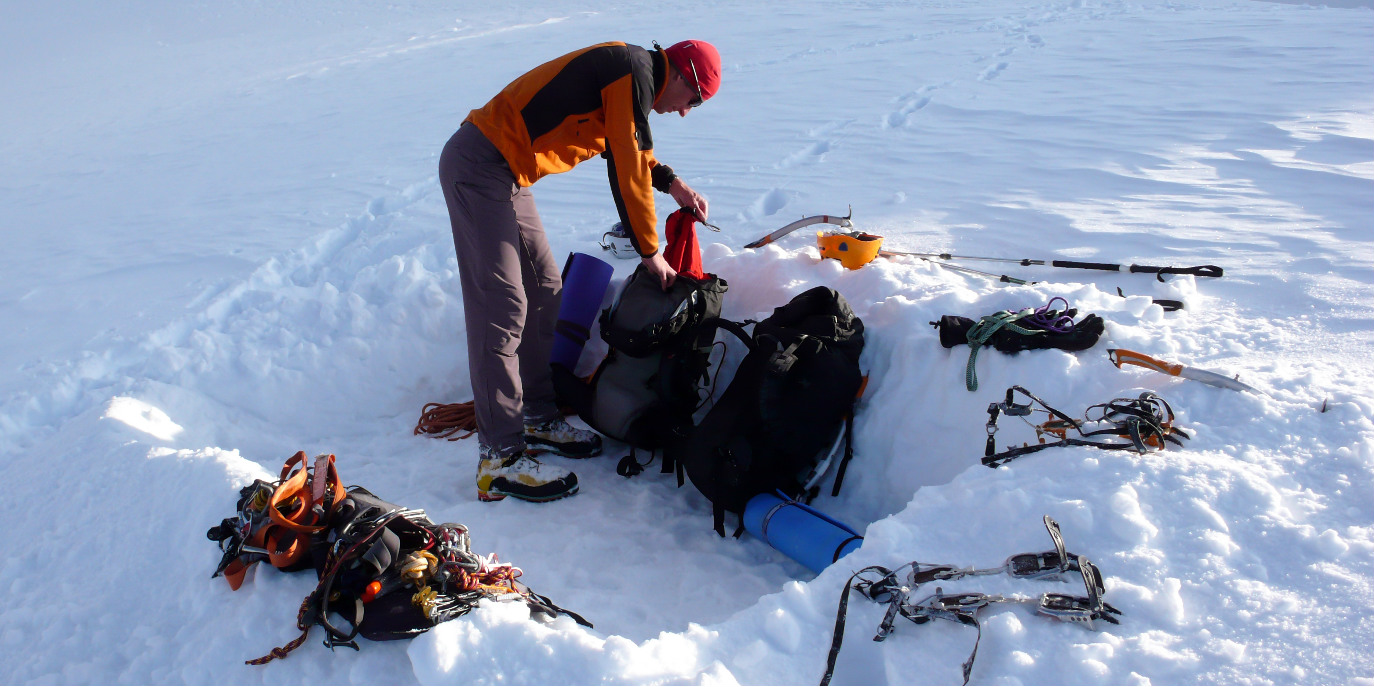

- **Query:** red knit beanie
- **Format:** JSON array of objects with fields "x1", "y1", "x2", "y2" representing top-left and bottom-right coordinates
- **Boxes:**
[{"x1": 663, "y1": 40, "x2": 721, "y2": 101}]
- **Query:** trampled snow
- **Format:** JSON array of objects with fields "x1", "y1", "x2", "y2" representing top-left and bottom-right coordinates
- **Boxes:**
[{"x1": 1, "y1": 1, "x2": 1371, "y2": 684}]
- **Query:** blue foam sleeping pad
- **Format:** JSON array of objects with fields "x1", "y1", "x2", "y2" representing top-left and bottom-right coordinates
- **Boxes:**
[{"x1": 743, "y1": 492, "x2": 864, "y2": 574}]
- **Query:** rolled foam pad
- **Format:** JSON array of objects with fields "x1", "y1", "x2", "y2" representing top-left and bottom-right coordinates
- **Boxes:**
[
  {"x1": 551, "y1": 252, "x2": 614, "y2": 370},
  {"x1": 743, "y1": 492, "x2": 864, "y2": 574}
]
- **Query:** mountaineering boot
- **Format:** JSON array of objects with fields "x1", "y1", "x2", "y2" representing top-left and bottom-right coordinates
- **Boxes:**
[
  {"x1": 523, "y1": 417, "x2": 603, "y2": 459},
  {"x1": 477, "y1": 446, "x2": 579, "y2": 503}
]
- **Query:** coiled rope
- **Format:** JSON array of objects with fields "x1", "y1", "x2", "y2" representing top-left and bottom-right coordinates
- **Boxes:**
[{"x1": 414, "y1": 401, "x2": 477, "y2": 440}]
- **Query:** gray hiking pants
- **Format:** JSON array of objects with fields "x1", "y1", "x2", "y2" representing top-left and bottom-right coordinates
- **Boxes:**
[{"x1": 439, "y1": 122, "x2": 562, "y2": 454}]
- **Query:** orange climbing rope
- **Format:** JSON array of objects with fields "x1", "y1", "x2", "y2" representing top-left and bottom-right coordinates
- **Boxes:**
[{"x1": 414, "y1": 401, "x2": 478, "y2": 440}]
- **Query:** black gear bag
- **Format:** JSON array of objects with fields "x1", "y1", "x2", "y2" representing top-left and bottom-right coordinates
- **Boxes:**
[{"x1": 668, "y1": 286, "x2": 866, "y2": 535}]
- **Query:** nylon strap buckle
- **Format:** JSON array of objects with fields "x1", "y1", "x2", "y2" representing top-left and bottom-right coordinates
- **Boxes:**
[{"x1": 822, "y1": 515, "x2": 1123, "y2": 686}]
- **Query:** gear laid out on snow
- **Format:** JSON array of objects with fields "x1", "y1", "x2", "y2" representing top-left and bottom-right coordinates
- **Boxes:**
[
  {"x1": 742, "y1": 208, "x2": 854, "y2": 248},
  {"x1": 820, "y1": 515, "x2": 1121, "y2": 686},
  {"x1": 1115, "y1": 286, "x2": 1184, "y2": 312},
  {"x1": 555, "y1": 228, "x2": 868, "y2": 536},
  {"x1": 930, "y1": 297, "x2": 1106, "y2": 392},
  {"x1": 880, "y1": 248, "x2": 1038, "y2": 286},
  {"x1": 666, "y1": 285, "x2": 868, "y2": 536},
  {"x1": 208, "y1": 452, "x2": 588, "y2": 664},
  {"x1": 414, "y1": 401, "x2": 478, "y2": 441},
  {"x1": 743, "y1": 491, "x2": 864, "y2": 574},
  {"x1": 1108, "y1": 348, "x2": 1268, "y2": 396},
  {"x1": 744, "y1": 211, "x2": 1210, "y2": 312},
  {"x1": 887, "y1": 248, "x2": 1191, "y2": 310},
  {"x1": 883, "y1": 248, "x2": 1223, "y2": 283},
  {"x1": 981, "y1": 386, "x2": 1189, "y2": 468},
  {"x1": 208, "y1": 451, "x2": 345, "y2": 589},
  {"x1": 817, "y1": 230, "x2": 884, "y2": 269},
  {"x1": 556, "y1": 280, "x2": 868, "y2": 535}
]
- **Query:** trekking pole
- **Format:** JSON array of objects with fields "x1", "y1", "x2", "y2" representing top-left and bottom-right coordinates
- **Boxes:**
[
  {"x1": 886, "y1": 251, "x2": 1222, "y2": 281},
  {"x1": 879, "y1": 250, "x2": 1038, "y2": 285},
  {"x1": 883, "y1": 250, "x2": 1183, "y2": 310}
]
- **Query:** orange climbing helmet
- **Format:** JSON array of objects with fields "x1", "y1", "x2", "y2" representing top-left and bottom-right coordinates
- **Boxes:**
[{"x1": 818, "y1": 230, "x2": 884, "y2": 269}]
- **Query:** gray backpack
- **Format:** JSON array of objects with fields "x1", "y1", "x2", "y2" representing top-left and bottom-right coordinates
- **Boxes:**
[{"x1": 552, "y1": 264, "x2": 728, "y2": 451}]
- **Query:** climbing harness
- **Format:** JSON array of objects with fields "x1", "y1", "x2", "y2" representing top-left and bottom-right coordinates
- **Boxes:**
[
  {"x1": 244, "y1": 493, "x2": 589, "y2": 664},
  {"x1": 982, "y1": 386, "x2": 1189, "y2": 468},
  {"x1": 821, "y1": 515, "x2": 1121, "y2": 686},
  {"x1": 207, "y1": 480, "x2": 278, "y2": 588},
  {"x1": 211, "y1": 453, "x2": 589, "y2": 664},
  {"x1": 208, "y1": 452, "x2": 346, "y2": 589}
]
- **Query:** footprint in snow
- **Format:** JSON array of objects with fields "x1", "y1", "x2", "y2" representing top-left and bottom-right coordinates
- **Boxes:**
[
  {"x1": 979, "y1": 62, "x2": 1009, "y2": 81},
  {"x1": 884, "y1": 88, "x2": 935, "y2": 129},
  {"x1": 748, "y1": 188, "x2": 790, "y2": 219},
  {"x1": 776, "y1": 139, "x2": 833, "y2": 169}
]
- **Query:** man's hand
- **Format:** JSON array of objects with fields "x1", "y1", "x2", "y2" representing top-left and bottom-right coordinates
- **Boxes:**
[
  {"x1": 669, "y1": 177, "x2": 709, "y2": 223},
  {"x1": 641, "y1": 252, "x2": 677, "y2": 291}
]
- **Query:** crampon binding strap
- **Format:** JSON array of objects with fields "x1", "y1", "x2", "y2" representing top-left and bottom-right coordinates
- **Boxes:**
[
  {"x1": 820, "y1": 515, "x2": 1122, "y2": 686},
  {"x1": 982, "y1": 386, "x2": 1189, "y2": 468}
]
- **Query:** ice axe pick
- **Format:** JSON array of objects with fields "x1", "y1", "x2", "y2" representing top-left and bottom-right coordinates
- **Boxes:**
[{"x1": 1107, "y1": 349, "x2": 1266, "y2": 396}]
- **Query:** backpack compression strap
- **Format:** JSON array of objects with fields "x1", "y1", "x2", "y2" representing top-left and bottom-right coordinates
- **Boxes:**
[{"x1": 828, "y1": 374, "x2": 868, "y2": 497}]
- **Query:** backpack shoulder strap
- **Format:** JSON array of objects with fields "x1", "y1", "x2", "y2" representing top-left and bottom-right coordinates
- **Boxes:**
[{"x1": 698, "y1": 317, "x2": 755, "y2": 351}]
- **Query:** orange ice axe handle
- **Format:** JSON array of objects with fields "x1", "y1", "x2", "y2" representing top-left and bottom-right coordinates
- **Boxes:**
[
  {"x1": 1108, "y1": 349, "x2": 1183, "y2": 376},
  {"x1": 1108, "y1": 349, "x2": 1263, "y2": 394}
]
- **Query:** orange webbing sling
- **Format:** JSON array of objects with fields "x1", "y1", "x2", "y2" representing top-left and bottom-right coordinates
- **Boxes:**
[
  {"x1": 265, "y1": 451, "x2": 345, "y2": 566},
  {"x1": 222, "y1": 452, "x2": 346, "y2": 589}
]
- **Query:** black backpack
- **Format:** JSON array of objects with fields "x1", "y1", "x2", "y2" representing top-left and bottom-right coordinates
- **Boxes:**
[
  {"x1": 668, "y1": 286, "x2": 866, "y2": 535},
  {"x1": 552, "y1": 264, "x2": 727, "y2": 453}
]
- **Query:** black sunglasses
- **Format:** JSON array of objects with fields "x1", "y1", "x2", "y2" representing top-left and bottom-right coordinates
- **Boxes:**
[{"x1": 685, "y1": 59, "x2": 704, "y2": 108}]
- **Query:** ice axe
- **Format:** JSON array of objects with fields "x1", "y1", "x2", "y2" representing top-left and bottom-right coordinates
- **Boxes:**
[
  {"x1": 743, "y1": 207, "x2": 853, "y2": 248},
  {"x1": 1107, "y1": 349, "x2": 1266, "y2": 396}
]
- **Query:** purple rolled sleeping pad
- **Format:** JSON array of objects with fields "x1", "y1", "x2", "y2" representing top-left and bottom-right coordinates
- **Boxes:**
[{"x1": 550, "y1": 252, "x2": 614, "y2": 370}]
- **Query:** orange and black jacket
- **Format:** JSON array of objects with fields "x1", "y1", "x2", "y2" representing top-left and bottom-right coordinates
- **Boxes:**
[{"x1": 466, "y1": 42, "x2": 678, "y2": 258}]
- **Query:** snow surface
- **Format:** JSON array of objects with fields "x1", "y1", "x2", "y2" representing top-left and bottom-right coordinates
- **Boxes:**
[{"x1": 2, "y1": 1, "x2": 1372, "y2": 684}]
